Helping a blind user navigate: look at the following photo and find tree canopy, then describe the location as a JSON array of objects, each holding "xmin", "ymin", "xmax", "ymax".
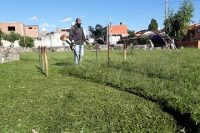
[
  {"xmin": 148, "ymin": 18, "xmax": 158, "ymax": 31},
  {"xmin": 164, "ymin": 0, "xmax": 194, "ymax": 41},
  {"xmin": 88, "ymin": 24, "xmax": 105, "ymax": 44}
]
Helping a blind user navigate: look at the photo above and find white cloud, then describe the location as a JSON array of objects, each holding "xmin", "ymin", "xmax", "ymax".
[
  {"xmin": 40, "ymin": 23, "xmax": 56, "ymax": 31},
  {"xmin": 60, "ymin": 17, "xmax": 72, "ymax": 23},
  {"xmin": 29, "ymin": 16, "xmax": 38, "ymax": 21},
  {"xmin": 42, "ymin": 28, "xmax": 46, "ymax": 31},
  {"xmin": 71, "ymin": 22, "xmax": 75, "ymax": 25},
  {"xmin": 41, "ymin": 22, "xmax": 50, "ymax": 27}
]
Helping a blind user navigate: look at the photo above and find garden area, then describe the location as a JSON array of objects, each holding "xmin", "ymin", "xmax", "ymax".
[{"xmin": 0, "ymin": 49, "xmax": 200, "ymax": 132}]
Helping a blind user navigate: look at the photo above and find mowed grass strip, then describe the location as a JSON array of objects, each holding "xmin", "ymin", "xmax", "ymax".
[
  {"xmin": 0, "ymin": 52, "xmax": 177, "ymax": 132},
  {"xmin": 62, "ymin": 49, "xmax": 200, "ymax": 130}
]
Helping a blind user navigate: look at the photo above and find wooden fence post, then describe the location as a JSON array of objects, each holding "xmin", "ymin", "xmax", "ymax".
[
  {"xmin": 107, "ymin": 24, "xmax": 110, "ymax": 67},
  {"xmin": 42, "ymin": 47, "xmax": 45, "ymax": 72},
  {"xmin": 38, "ymin": 46, "xmax": 42, "ymax": 68},
  {"xmin": 123, "ymin": 40, "xmax": 127, "ymax": 61},
  {"xmin": 44, "ymin": 47, "xmax": 48, "ymax": 76},
  {"xmin": 38, "ymin": 46, "xmax": 48, "ymax": 77}
]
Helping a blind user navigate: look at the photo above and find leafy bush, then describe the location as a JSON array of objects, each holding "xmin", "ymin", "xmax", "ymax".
[
  {"xmin": 138, "ymin": 37, "xmax": 149, "ymax": 45},
  {"xmin": 19, "ymin": 36, "xmax": 34, "ymax": 48},
  {"xmin": 3, "ymin": 32, "xmax": 21, "ymax": 43},
  {"xmin": 0, "ymin": 30, "xmax": 3, "ymax": 46}
]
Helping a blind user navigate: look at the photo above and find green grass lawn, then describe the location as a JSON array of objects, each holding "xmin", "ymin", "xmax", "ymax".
[
  {"xmin": 62, "ymin": 49, "xmax": 200, "ymax": 132},
  {"xmin": 0, "ymin": 52, "xmax": 177, "ymax": 132}
]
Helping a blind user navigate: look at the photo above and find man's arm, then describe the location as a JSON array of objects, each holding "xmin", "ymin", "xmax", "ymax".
[{"xmin": 69, "ymin": 26, "xmax": 75, "ymax": 42}]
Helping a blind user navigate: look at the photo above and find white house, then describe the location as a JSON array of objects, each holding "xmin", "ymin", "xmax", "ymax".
[{"xmin": 107, "ymin": 23, "xmax": 129, "ymax": 45}]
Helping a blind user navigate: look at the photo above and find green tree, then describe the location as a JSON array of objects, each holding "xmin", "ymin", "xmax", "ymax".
[
  {"xmin": 19, "ymin": 36, "xmax": 34, "ymax": 48},
  {"xmin": 4, "ymin": 32, "xmax": 21, "ymax": 43},
  {"xmin": 164, "ymin": 0, "xmax": 194, "ymax": 41},
  {"xmin": 0, "ymin": 29, "xmax": 4, "ymax": 39},
  {"xmin": 128, "ymin": 30, "xmax": 135, "ymax": 37},
  {"xmin": 148, "ymin": 18, "xmax": 158, "ymax": 31},
  {"xmin": 0, "ymin": 29, "xmax": 4, "ymax": 46},
  {"xmin": 88, "ymin": 24, "xmax": 105, "ymax": 44}
]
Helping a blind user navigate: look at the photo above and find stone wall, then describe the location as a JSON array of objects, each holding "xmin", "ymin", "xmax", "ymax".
[
  {"xmin": 47, "ymin": 46, "xmax": 70, "ymax": 52},
  {"xmin": 0, "ymin": 47, "xmax": 20, "ymax": 64}
]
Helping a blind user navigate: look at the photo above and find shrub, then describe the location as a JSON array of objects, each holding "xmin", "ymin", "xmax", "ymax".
[{"xmin": 19, "ymin": 36, "xmax": 34, "ymax": 48}]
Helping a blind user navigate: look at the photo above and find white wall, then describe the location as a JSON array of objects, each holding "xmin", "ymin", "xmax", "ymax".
[
  {"xmin": 34, "ymin": 39, "xmax": 41, "ymax": 48},
  {"xmin": 35, "ymin": 33, "xmax": 70, "ymax": 48},
  {"xmin": 109, "ymin": 35, "xmax": 121, "ymax": 45},
  {"xmin": 1, "ymin": 40, "xmax": 20, "ymax": 47},
  {"xmin": 1, "ymin": 40, "xmax": 11, "ymax": 47}
]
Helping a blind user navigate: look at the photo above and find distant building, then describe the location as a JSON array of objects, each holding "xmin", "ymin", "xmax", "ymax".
[
  {"xmin": 188, "ymin": 23, "xmax": 200, "ymax": 40},
  {"xmin": 105, "ymin": 23, "xmax": 128, "ymax": 45},
  {"xmin": 109, "ymin": 24, "xmax": 128, "ymax": 36},
  {"xmin": 0, "ymin": 22, "xmax": 39, "ymax": 38},
  {"xmin": 24, "ymin": 25, "xmax": 39, "ymax": 38},
  {"xmin": 178, "ymin": 23, "xmax": 200, "ymax": 48}
]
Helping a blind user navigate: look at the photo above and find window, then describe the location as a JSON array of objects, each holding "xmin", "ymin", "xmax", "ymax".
[
  {"xmin": 197, "ymin": 29, "xmax": 200, "ymax": 33},
  {"xmin": 61, "ymin": 29, "xmax": 67, "ymax": 32},
  {"xmin": 8, "ymin": 26, "xmax": 15, "ymax": 31},
  {"xmin": 29, "ymin": 27, "xmax": 33, "ymax": 29}
]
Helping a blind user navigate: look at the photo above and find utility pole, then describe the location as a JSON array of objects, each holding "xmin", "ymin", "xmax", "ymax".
[
  {"xmin": 107, "ymin": 24, "xmax": 110, "ymax": 67},
  {"xmin": 24, "ymin": 36, "xmax": 26, "ymax": 48},
  {"xmin": 165, "ymin": 0, "xmax": 169, "ymax": 20}
]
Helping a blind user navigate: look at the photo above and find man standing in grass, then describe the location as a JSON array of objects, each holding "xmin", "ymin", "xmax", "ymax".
[{"xmin": 69, "ymin": 18, "xmax": 86, "ymax": 64}]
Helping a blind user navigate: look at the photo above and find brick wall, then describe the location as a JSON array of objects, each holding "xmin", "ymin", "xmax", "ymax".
[
  {"xmin": 177, "ymin": 40, "xmax": 200, "ymax": 49},
  {"xmin": 0, "ymin": 22, "xmax": 25, "ymax": 36},
  {"xmin": 24, "ymin": 25, "xmax": 39, "ymax": 38},
  {"xmin": 0, "ymin": 22, "xmax": 39, "ymax": 38}
]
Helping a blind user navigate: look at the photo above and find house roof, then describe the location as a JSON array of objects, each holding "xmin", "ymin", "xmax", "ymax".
[
  {"xmin": 25, "ymin": 25, "xmax": 39, "ymax": 27},
  {"xmin": 109, "ymin": 25, "xmax": 128, "ymax": 35},
  {"xmin": 189, "ymin": 23, "xmax": 200, "ymax": 30}
]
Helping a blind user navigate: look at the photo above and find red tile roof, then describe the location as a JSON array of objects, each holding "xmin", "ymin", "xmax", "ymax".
[{"xmin": 109, "ymin": 25, "xmax": 128, "ymax": 35}]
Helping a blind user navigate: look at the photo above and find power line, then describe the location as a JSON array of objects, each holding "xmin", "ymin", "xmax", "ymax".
[
  {"xmin": 115, "ymin": 0, "xmax": 199, "ymax": 23},
  {"xmin": 165, "ymin": 0, "xmax": 169, "ymax": 20},
  {"xmin": 115, "ymin": 2, "xmax": 165, "ymax": 23}
]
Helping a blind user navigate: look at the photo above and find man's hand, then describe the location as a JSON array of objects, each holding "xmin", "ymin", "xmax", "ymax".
[{"xmin": 70, "ymin": 43, "xmax": 76, "ymax": 51}]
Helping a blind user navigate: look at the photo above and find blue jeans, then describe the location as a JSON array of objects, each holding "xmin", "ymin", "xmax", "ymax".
[{"xmin": 74, "ymin": 44, "xmax": 84, "ymax": 64}]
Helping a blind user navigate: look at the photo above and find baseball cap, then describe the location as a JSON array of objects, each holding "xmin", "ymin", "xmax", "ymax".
[{"xmin": 76, "ymin": 18, "xmax": 82, "ymax": 24}]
